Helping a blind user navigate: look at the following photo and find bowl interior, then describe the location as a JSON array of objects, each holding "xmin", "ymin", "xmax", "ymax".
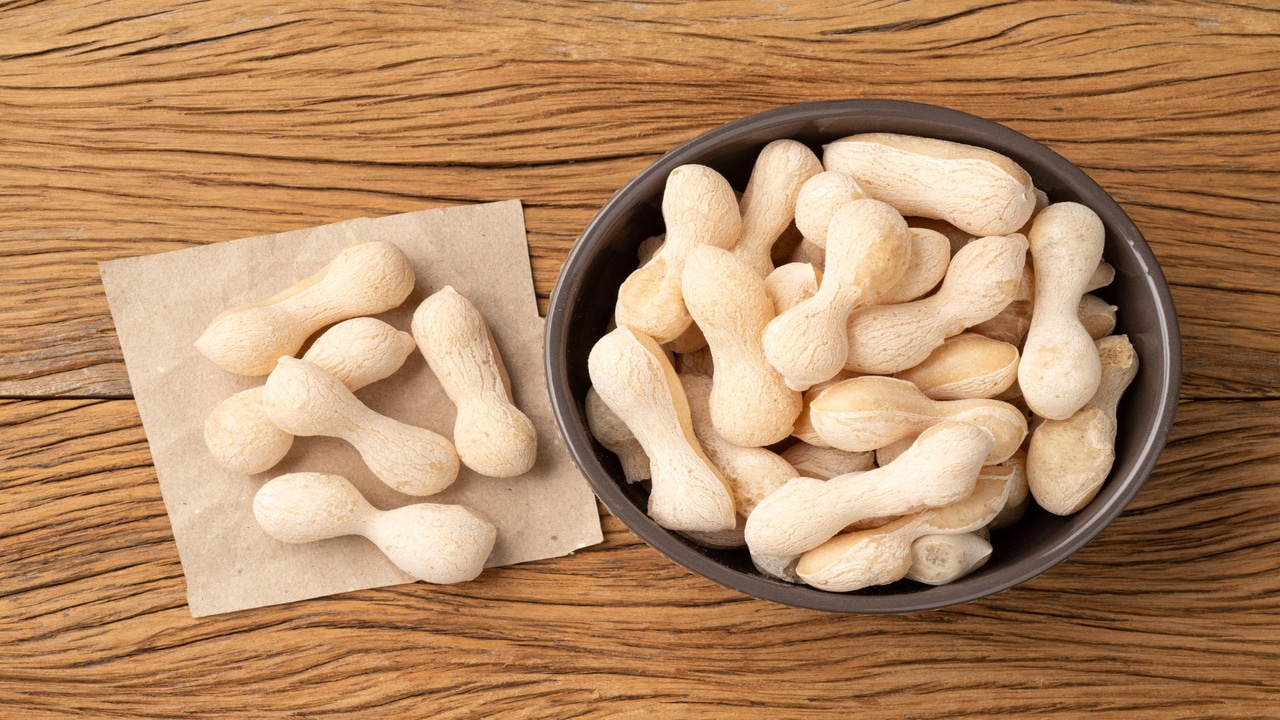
[{"xmin": 546, "ymin": 100, "xmax": 1180, "ymax": 612}]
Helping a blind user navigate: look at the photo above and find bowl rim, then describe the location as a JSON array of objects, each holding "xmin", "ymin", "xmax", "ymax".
[{"xmin": 545, "ymin": 99, "xmax": 1182, "ymax": 613}]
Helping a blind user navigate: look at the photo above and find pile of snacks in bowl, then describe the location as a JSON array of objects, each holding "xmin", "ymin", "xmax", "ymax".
[{"xmin": 584, "ymin": 133, "xmax": 1136, "ymax": 593}]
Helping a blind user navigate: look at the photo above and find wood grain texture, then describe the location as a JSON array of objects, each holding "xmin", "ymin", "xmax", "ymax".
[
  {"xmin": 2, "ymin": 0, "xmax": 1279, "ymax": 716},
  {"xmin": 1, "ymin": 0, "xmax": 1278, "ymax": 398},
  {"xmin": 2, "ymin": 398, "xmax": 1279, "ymax": 717}
]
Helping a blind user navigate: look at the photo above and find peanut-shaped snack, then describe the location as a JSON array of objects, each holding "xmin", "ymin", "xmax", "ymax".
[
  {"xmin": 254, "ymin": 472, "xmax": 495, "ymax": 584},
  {"xmin": 763, "ymin": 199, "xmax": 911, "ymax": 390},
  {"xmin": 810, "ymin": 376, "xmax": 1026, "ymax": 464},
  {"xmin": 793, "ymin": 170, "xmax": 866, "ymax": 247},
  {"xmin": 796, "ymin": 474, "xmax": 1010, "ymax": 592},
  {"xmin": 1078, "ymin": 294, "xmax": 1118, "ymax": 340},
  {"xmin": 744, "ymin": 421, "xmax": 993, "ymax": 557},
  {"xmin": 732, "ymin": 140, "xmax": 823, "ymax": 277},
  {"xmin": 875, "ymin": 228, "xmax": 951, "ymax": 305},
  {"xmin": 413, "ymin": 287, "xmax": 537, "ymax": 478},
  {"xmin": 1019, "ymin": 202, "xmax": 1107, "ymax": 419},
  {"xmin": 844, "ymin": 233, "xmax": 1027, "ymax": 374},
  {"xmin": 823, "ymin": 133, "xmax": 1037, "ymax": 236},
  {"xmin": 615, "ymin": 165, "xmax": 741, "ymax": 344},
  {"xmin": 905, "ymin": 532, "xmax": 992, "ymax": 586},
  {"xmin": 587, "ymin": 327, "xmax": 736, "ymax": 532},
  {"xmin": 765, "ymin": 262, "xmax": 822, "ymax": 315},
  {"xmin": 262, "ymin": 358, "xmax": 460, "ymax": 496},
  {"xmin": 893, "ymin": 332, "xmax": 1019, "ymax": 401},
  {"xmin": 205, "ymin": 318, "xmax": 416, "ymax": 474},
  {"xmin": 1028, "ymin": 335, "xmax": 1138, "ymax": 515},
  {"xmin": 585, "ymin": 388, "xmax": 649, "ymax": 483},
  {"xmin": 680, "ymin": 373, "xmax": 797, "ymax": 516},
  {"xmin": 986, "ymin": 449, "xmax": 1030, "ymax": 530},
  {"xmin": 779, "ymin": 442, "xmax": 875, "ymax": 480},
  {"xmin": 683, "ymin": 246, "xmax": 801, "ymax": 446},
  {"xmin": 196, "ymin": 241, "xmax": 415, "ymax": 375}
]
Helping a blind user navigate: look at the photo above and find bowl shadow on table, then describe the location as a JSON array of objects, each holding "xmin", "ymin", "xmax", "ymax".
[{"xmin": 550, "ymin": 101, "xmax": 1179, "ymax": 612}]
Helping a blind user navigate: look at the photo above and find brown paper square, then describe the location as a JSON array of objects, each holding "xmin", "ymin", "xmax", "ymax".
[{"xmin": 99, "ymin": 200, "xmax": 602, "ymax": 617}]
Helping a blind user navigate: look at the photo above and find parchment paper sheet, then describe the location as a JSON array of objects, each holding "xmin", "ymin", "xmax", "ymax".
[{"xmin": 99, "ymin": 200, "xmax": 603, "ymax": 617}]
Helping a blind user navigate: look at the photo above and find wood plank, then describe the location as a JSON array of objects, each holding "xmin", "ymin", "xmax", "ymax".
[
  {"xmin": 1, "ymin": 0, "xmax": 1278, "ymax": 399},
  {"xmin": 1173, "ymin": 284, "xmax": 1280, "ymax": 399},
  {"xmin": 1, "ymin": 397, "xmax": 1277, "ymax": 717}
]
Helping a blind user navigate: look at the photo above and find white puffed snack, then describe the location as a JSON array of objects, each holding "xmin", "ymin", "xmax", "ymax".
[
  {"xmin": 683, "ymin": 245, "xmax": 801, "ymax": 446},
  {"xmin": 196, "ymin": 241, "xmax": 415, "ymax": 376},
  {"xmin": 744, "ymin": 421, "xmax": 994, "ymax": 557},
  {"xmin": 254, "ymin": 472, "xmax": 495, "ymax": 584},
  {"xmin": 413, "ymin": 287, "xmax": 537, "ymax": 478},
  {"xmin": 262, "ymin": 357, "xmax": 460, "ymax": 497},
  {"xmin": 587, "ymin": 327, "xmax": 736, "ymax": 533},
  {"xmin": 823, "ymin": 133, "xmax": 1037, "ymax": 236}
]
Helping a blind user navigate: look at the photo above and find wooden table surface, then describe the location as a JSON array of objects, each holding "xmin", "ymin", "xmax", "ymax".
[{"xmin": 3, "ymin": 1, "xmax": 1278, "ymax": 717}]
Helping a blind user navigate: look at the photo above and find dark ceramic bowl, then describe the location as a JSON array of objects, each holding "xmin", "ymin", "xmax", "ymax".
[{"xmin": 545, "ymin": 100, "xmax": 1180, "ymax": 613}]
